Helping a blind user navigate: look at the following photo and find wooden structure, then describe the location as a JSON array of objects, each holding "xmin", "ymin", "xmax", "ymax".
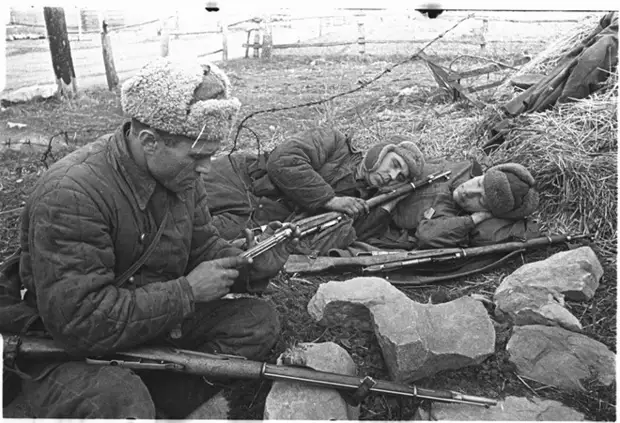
[
  {"xmin": 43, "ymin": 7, "xmax": 78, "ymax": 99},
  {"xmin": 100, "ymin": 20, "xmax": 119, "ymax": 90}
]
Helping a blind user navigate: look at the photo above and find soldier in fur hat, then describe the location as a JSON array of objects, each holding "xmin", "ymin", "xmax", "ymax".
[
  {"xmin": 202, "ymin": 127, "xmax": 425, "ymax": 255},
  {"xmin": 7, "ymin": 57, "xmax": 300, "ymax": 419},
  {"xmin": 369, "ymin": 159, "xmax": 540, "ymax": 250}
]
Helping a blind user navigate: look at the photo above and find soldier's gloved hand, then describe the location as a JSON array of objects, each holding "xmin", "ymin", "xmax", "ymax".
[
  {"xmin": 324, "ymin": 196, "xmax": 369, "ymax": 218},
  {"xmin": 243, "ymin": 221, "xmax": 301, "ymax": 280}
]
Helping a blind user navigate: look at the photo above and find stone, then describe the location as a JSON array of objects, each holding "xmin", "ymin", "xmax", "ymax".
[
  {"xmin": 264, "ymin": 342, "xmax": 359, "ymax": 420},
  {"xmin": 415, "ymin": 395, "xmax": 585, "ymax": 420},
  {"xmin": 186, "ymin": 391, "xmax": 230, "ymax": 419},
  {"xmin": 494, "ymin": 285, "xmax": 582, "ymax": 332},
  {"xmin": 495, "ymin": 247, "xmax": 603, "ymax": 302},
  {"xmin": 1, "ymin": 84, "xmax": 57, "ymax": 104},
  {"xmin": 507, "ymin": 325, "xmax": 615, "ymax": 391},
  {"xmin": 307, "ymin": 277, "xmax": 495, "ymax": 382}
]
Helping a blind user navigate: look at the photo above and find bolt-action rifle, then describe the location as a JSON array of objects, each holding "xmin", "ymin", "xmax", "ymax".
[
  {"xmin": 2, "ymin": 334, "xmax": 496, "ymax": 407},
  {"xmin": 284, "ymin": 233, "xmax": 593, "ymax": 276},
  {"xmin": 240, "ymin": 170, "xmax": 452, "ymax": 259}
]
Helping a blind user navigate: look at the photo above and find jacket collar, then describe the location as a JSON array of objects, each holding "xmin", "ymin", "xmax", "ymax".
[{"xmin": 111, "ymin": 122, "xmax": 157, "ymax": 211}]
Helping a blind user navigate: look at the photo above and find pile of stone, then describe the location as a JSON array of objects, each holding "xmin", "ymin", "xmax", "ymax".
[{"xmin": 264, "ymin": 246, "xmax": 614, "ymax": 420}]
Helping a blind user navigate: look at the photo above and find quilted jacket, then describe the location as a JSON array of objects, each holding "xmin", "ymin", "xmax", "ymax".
[{"xmin": 18, "ymin": 122, "xmax": 243, "ymax": 356}]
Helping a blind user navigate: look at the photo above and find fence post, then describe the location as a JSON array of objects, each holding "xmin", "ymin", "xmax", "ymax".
[
  {"xmin": 357, "ymin": 19, "xmax": 365, "ymax": 55},
  {"xmin": 101, "ymin": 20, "xmax": 119, "ymax": 91},
  {"xmin": 262, "ymin": 21, "xmax": 272, "ymax": 60},
  {"xmin": 253, "ymin": 30, "xmax": 261, "ymax": 58},
  {"xmin": 43, "ymin": 6, "xmax": 78, "ymax": 99},
  {"xmin": 159, "ymin": 18, "xmax": 170, "ymax": 57},
  {"xmin": 220, "ymin": 19, "xmax": 228, "ymax": 61},
  {"xmin": 76, "ymin": 7, "xmax": 82, "ymax": 41},
  {"xmin": 480, "ymin": 18, "xmax": 488, "ymax": 51},
  {"xmin": 245, "ymin": 29, "xmax": 252, "ymax": 58}
]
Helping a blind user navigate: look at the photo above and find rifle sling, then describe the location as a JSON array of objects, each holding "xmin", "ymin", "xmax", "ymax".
[{"xmin": 386, "ymin": 249, "xmax": 525, "ymax": 286}]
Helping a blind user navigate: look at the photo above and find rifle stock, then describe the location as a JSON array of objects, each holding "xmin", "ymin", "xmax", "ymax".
[
  {"xmin": 284, "ymin": 248, "xmax": 462, "ymax": 274},
  {"xmin": 285, "ymin": 234, "xmax": 592, "ymax": 274},
  {"xmin": 2, "ymin": 334, "xmax": 497, "ymax": 407}
]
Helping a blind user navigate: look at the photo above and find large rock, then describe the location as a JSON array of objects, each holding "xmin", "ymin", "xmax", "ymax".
[
  {"xmin": 264, "ymin": 342, "xmax": 359, "ymax": 420},
  {"xmin": 507, "ymin": 325, "xmax": 615, "ymax": 391},
  {"xmin": 308, "ymin": 277, "xmax": 495, "ymax": 382},
  {"xmin": 1, "ymin": 84, "xmax": 57, "ymax": 104},
  {"xmin": 415, "ymin": 395, "xmax": 585, "ymax": 420},
  {"xmin": 494, "ymin": 285, "xmax": 582, "ymax": 332},
  {"xmin": 496, "ymin": 246, "xmax": 602, "ymax": 302}
]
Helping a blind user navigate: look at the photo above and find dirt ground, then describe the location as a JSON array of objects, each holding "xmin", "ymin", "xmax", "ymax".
[{"xmin": 0, "ymin": 10, "xmax": 616, "ymax": 421}]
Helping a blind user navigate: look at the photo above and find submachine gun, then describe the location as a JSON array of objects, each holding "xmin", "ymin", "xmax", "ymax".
[{"xmin": 2, "ymin": 334, "xmax": 497, "ymax": 408}]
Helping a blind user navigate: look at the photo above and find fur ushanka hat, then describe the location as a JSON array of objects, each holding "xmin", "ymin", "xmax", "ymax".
[
  {"xmin": 121, "ymin": 57, "xmax": 241, "ymax": 146},
  {"xmin": 483, "ymin": 163, "xmax": 539, "ymax": 219},
  {"xmin": 362, "ymin": 135, "xmax": 425, "ymax": 180}
]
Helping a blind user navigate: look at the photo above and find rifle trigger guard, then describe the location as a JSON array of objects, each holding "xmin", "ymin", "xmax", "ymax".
[{"xmin": 343, "ymin": 375, "xmax": 377, "ymax": 406}]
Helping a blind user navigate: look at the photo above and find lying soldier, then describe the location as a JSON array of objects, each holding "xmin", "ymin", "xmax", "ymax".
[
  {"xmin": 203, "ymin": 126, "xmax": 426, "ymax": 254},
  {"xmin": 362, "ymin": 159, "xmax": 541, "ymax": 252}
]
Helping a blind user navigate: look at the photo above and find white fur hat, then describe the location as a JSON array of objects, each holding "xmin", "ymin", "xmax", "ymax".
[{"xmin": 121, "ymin": 57, "xmax": 241, "ymax": 145}]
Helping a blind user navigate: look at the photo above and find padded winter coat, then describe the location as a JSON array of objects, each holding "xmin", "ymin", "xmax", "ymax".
[
  {"xmin": 204, "ymin": 127, "xmax": 389, "ymax": 240},
  {"xmin": 18, "ymin": 122, "xmax": 244, "ymax": 356}
]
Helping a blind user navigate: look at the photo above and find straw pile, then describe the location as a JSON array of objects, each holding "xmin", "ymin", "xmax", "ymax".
[{"xmin": 486, "ymin": 73, "xmax": 618, "ymax": 258}]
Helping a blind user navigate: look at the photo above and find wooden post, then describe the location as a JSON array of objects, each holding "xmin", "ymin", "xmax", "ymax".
[
  {"xmin": 220, "ymin": 20, "xmax": 228, "ymax": 61},
  {"xmin": 480, "ymin": 18, "xmax": 488, "ymax": 51},
  {"xmin": 245, "ymin": 29, "xmax": 252, "ymax": 58},
  {"xmin": 160, "ymin": 18, "xmax": 170, "ymax": 57},
  {"xmin": 43, "ymin": 7, "xmax": 78, "ymax": 99},
  {"xmin": 319, "ymin": 17, "xmax": 323, "ymax": 37},
  {"xmin": 100, "ymin": 20, "xmax": 119, "ymax": 91},
  {"xmin": 253, "ymin": 30, "xmax": 260, "ymax": 58},
  {"xmin": 357, "ymin": 20, "xmax": 365, "ymax": 55},
  {"xmin": 262, "ymin": 21, "xmax": 272, "ymax": 60},
  {"xmin": 76, "ymin": 7, "xmax": 82, "ymax": 41}
]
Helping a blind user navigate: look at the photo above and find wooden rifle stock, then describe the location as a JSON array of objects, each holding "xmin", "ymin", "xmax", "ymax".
[
  {"xmin": 2, "ymin": 334, "xmax": 497, "ymax": 407},
  {"xmin": 285, "ymin": 233, "xmax": 593, "ymax": 274}
]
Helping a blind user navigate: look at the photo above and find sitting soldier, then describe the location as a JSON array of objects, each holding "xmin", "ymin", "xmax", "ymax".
[{"xmin": 203, "ymin": 126, "xmax": 425, "ymax": 254}]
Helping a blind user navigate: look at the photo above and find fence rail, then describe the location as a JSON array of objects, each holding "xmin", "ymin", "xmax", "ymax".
[{"xmin": 6, "ymin": 9, "xmax": 590, "ymax": 93}]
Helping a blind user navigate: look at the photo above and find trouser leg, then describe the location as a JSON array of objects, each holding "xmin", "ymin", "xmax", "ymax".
[
  {"xmin": 20, "ymin": 362, "xmax": 155, "ymax": 419},
  {"xmin": 139, "ymin": 297, "xmax": 280, "ymax": 418}
]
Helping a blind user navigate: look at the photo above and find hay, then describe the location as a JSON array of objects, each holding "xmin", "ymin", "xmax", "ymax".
[{"xmin": 486, "ymin": 83, "xmax": 618, "ymax": 259}]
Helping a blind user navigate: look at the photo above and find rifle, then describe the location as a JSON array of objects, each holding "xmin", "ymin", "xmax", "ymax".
[
  {"xmin": 240, "ymin": 170, "xmax": 452, "ymax": 259},
  {"xmin": 2, "ymin": 334, "xmax": 497, "ymax": 407},
  {"xmin": 284, "ymin": 233, "xmax": 593, "ymax": 275}
]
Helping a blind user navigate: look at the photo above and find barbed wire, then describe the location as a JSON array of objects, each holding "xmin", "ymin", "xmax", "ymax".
[{"xmin": 228, "ymin": 13, "xmax": 476, "ymax": 157}]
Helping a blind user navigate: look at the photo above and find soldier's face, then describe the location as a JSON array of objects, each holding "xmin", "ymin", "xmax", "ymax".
[
  {"xmin": 366, "ymin": 152, "xmax": 410, "ymax": 187},
  {"xmin": 453, "ymin": 176, "xmax": 489, "ymax": 212},
  {"xmin": 142, "ymin": 130, "xmax": 218, "ymax": 192}
]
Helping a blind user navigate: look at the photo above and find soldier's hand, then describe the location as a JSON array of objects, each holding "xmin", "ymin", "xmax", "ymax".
[
  {"xmin": 324, "ymin": 196, "xmax": 369, "ymax": 218},
  {"xmin": 244, "ymin": 221, "xmax": 301, "ymax": 280},
  {"xmin": 185, "ymin": 256, "xmax": 252, "ymax": 302},
  {"xmin": 471, "ymin": 211, "xmax": 494, "ymax": 225}
]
